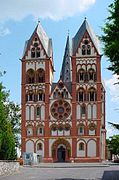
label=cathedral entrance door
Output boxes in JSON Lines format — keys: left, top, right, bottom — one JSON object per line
{"left": 57, "top": 146, "right": 66, "bottom": 162}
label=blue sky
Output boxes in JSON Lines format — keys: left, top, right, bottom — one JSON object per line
{"left": 0, "top": 0, "right": 119, "bottom": 137}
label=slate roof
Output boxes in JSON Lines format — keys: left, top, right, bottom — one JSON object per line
{"left": 22, "top": 22, "right": 53, "bottom": 58}
{"left": 72, "top": 18, "right": 101, "bottom": 55}
{"left": 60, "top": 35, "right": 72, "bottom": 82}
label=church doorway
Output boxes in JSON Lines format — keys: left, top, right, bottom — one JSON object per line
{"left": 57, "top": 146, "right": 66, "bottom": 162}
{"left": 52, "top": 138, "right": 71, "bottom": 162}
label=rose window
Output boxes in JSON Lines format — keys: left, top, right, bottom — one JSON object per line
{"left": 51, "top": 100, "right": 71, "bottom": 119}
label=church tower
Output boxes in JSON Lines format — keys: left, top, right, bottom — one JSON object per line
{"left": 71, "top": 18, "right": 106, "bottom": 162}
{"left": 21, "top": 19, "right": 106, "bottom": 163}
{"left": 21, "top": 22, "right": 54, "bottom": 162}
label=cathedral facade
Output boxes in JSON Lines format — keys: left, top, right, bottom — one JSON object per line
{"left": 21, "top": 19, "right": 106, "bottom": 163}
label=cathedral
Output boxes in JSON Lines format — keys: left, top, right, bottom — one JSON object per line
{"left": 21, "top": 19, "right": 106, "bottom": 163}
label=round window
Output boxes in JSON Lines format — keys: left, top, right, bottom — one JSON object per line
{"left": 51, "top": 100, "right": 71, "bottom": 119}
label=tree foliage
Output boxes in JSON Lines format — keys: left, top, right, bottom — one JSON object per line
{"left": 108, "top": 122, "right": 119, "bottom": 130}
{"left": 107, "top": 135, "right": 119, "bottom": 155}
{"left": 8, "top": 102, "right": 21, "bottom": 148}
{"left": 0, "top": 81, "right": 21, "bottom": 160}
{"left": 101, "top": 0, "right": 119, "bottom": 76}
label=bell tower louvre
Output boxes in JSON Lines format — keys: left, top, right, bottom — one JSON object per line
{"left": 21, "top": 19, "right": 106, "bottom": 163}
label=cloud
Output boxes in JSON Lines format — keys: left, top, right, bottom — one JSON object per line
{"left": 0, "top": 0, "right": 96, "bottom": 22}
{"left": 105, "top": 75, "right": 119, "bottom": 103}
{"left": 106, "top": 123, "right": 119, "bottom": 138}
{"left": 0, "top": 26, "right": 10, "bottom": 36}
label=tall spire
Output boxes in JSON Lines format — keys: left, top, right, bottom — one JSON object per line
{"left": 60, "top": 35, "right": 71, "bottom": 82}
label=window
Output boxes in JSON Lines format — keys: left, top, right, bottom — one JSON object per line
{"left": 77, "top": 69, "right": 85, "bottom": 82}
{"left": 89, "top": 88, "right": 97, "bottom": 101}
{"left": 38, "top": 92, "right": 45, "bottom": 101}
{"left": 81, "top": 105, "right": 86, "bottom": 118}
{"left": 79, "top": 91, "right": 84, "bottom": 102}
{"left": 29, "top": 93, "right": 34, "bottom": 101}
{"left": 31, "top": 48, "right": 35, "bottom": 58}
{"left": 36, "top": 48, "right": 40, "bottom": 58}
{"left": 82, "top": 45, "right": 86, "bottom": 55}
{"left": 78, "top": 126, "right": 84, "bottom": 135}
{"left": 77, "top": 88, "right": 85, "bottom": 102}
{"left": 37, "top": 127, "right": 43, "bottom": 135}
{"left": 82, "top": 40, "right": 91, "bottom": 55}
{"left": 26, "top": 69, "right": 35, "bottom": 84}
{"left": 37, "top": 143, "right": 42, "bottom": 150}
{"left": 36, "top": 69, "right": 45, "bottom": 83}
{"left": 79, "top": 142, "right": 84, "bottom": 150}
{"left": 88, "top": 69, "right": 96, "bottom": 81}
{"left": 36, "top": 107, "right": 41, "bottom": 117}
{"left": 87, "top": 45, "right": 91, "bottom": 55}
{"left": 27, "top": 127, "right": 33, "bottom": 136}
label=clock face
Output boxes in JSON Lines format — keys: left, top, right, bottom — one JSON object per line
{"left": 51, "top": 100, "right": 71, "bottom": 119}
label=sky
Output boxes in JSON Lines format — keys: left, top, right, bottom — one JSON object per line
{"left": 0, "top": 0, "right": 119, "bottom": 138}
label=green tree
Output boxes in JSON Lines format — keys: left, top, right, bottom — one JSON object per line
{"left": 102, "top": 0, "right": 119, "bottom": 129}
{"left": 101, "top": 0, "right": 119, "bottom": 76}
{"left": 0, "top": 82, "right": 17, "bottom": 160}
{"left": 8, "top": 102, "right": 21, "bottom": 148}
{"left": 107, "top": 135, "right": 119, "bottom": 155}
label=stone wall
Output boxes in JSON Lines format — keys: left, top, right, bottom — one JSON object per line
{"left": 0, "top": 161, "right": 19, "bottom": 176}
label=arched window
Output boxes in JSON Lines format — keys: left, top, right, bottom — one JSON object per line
{"left": 77, "top": 88, "right": 85, "bottom": 102}
{"left": 36, "top": 47, "right": 40, "bottom": 58}
{"left": 27, "top": 126, "right": 33, "bottom": 136}
{"left": 36, "top": 106, "right": 41, "bottom": 117}
{"left": 38, "top": 91, "right": 45, "bottom": 101}
{"left": 79, "top": 142, "right": 84, "bottom": 150}
{"left": 28, "top": 92, "right": 34, "bottom": 101}
{"left": 26, "top": 69, "right": 35, "bottom": 84}
{"left": 88, "top": 88, "right": 97, "bottom": 101}
{"left": 78, "top": 126, "right": 84, "bottom": 135}
{"left": 88, "top": 69, "right": 96, "bottom": 81}
{"left": 82, "top": 45, "right": 86, "bottom": 55}
{"left": 81, "top": 104, "right": 86, "bottom": 118}
{"left": 87, "top": 45, "right": 91, "bottom": 55}
{"left": 37, "top": 126, "right": 44, "bottom": 135}
{"left": 31, "top": 48, "right": 35, "bottom": 58}
{"left": 36, "top": 69, "right": 45, "bottom": 83}
{"left": 77, "top": 69, "right": 85, "bottom": 82}
{"left": 82, "top": 40, "right": 91, "bottom": 55}
{"left": 37, "top": 143, "right": 42, "bottom": 150}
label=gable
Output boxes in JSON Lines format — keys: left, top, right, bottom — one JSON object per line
{"left": 51, "top": 81, "right": 72, "bottom": 99}
{"left": 22, "top": 23, "right": 53, "bottom": 60}
{"left": 72, "top": 19, "right": 101, "bottom": 56}
{"left": 75, "top": 31, "right": 99, "bottom": 57}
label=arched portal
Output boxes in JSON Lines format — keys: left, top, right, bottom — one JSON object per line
{"left": 52, "top": 138, "right": 71, "bottom": 162}
{"left": 57, "top": 145, "right": 66, "bottom": 162}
